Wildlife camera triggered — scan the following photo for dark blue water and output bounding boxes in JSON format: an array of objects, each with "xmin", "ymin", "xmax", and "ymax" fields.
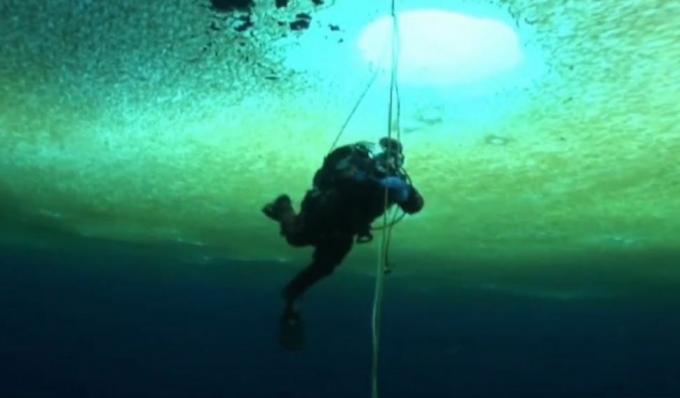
[{"xmin": 1, "ymin": 241, "xmax": 679, "ymax": 397}]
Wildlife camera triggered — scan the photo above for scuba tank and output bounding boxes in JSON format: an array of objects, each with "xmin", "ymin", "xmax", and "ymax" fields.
[{"xmin": 312, "ymin": 141, "xmax": 374, "ymax": 191}]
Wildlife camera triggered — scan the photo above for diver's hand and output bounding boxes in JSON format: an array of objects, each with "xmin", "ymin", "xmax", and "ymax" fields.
[{"xmin": 400, "ymin": 187, "xmax": 424, "ymax": 214}]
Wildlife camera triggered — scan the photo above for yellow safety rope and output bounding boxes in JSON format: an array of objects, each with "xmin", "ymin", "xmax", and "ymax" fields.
[{"xmin": 371, "ymin": 0, "xmax": 400, "ymax": 396}]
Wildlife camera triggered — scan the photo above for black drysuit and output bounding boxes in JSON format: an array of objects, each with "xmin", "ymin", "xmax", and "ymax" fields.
[{"xmin": 277, "ymin": 144, "xmax": 424, "ymax": 302}]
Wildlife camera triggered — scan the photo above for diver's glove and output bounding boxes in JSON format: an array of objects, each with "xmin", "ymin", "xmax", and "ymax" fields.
[{"xmin": 377, "ymin": 176, "xmax": 410, "ymax": 203}]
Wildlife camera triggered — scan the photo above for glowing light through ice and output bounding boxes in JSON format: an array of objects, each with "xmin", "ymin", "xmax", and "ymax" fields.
[{"xmin": 358, "ymin": 10, "xmax": 523, "ymax": 85}]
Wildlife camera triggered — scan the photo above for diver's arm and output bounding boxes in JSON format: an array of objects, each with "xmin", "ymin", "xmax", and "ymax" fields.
[{"xmin": 374, "ymin": 176, "xmax": 424, "ymax": 214}]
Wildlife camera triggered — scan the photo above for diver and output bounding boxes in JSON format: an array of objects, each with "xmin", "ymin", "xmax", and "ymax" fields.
[{"xmin": 262, "ymin": 137, "xmax": 424, "ymax": 349}]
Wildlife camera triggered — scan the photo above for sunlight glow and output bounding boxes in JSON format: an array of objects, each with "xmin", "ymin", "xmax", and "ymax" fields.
[{"xmin": 358, "ymin": 10, "xmax": 523, "ymax": 85}]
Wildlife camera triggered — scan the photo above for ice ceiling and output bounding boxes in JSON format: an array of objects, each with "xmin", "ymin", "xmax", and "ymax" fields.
[{"xmin": 0, "ymin": 0, "xmax": 678, "ymax": 270}]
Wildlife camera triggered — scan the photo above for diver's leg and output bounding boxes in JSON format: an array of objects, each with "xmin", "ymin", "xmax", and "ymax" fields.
[
  {"xmin": 280, "ymin": 189, "xmax": 323, "ymax": 247},
  {"xmin": 263, "ymin": 194, "xmax": 311, "ymax": 247},
  {"xmin": 282, "ymin": 233, "xmax": 354, "ymax": 304},
  {"xmin": 279, "ymin": 208, "xmax": 304, "ymax": 245},
  {"xmin": 278, "ymin": 232, "xmax": 352, "ymax": 350},
  {"xmin": 262, "ymin": 194, "xmax": 292, "ymax": 221}
]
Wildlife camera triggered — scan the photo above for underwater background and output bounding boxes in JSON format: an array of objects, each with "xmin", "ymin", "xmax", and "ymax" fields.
[
  {"xmin": 1, "ymin": 0, "xmax": 679, "ymax": 397},
  {"xmin": 2, "ymin": 239, "xmax": 680, "ymax": 397}
]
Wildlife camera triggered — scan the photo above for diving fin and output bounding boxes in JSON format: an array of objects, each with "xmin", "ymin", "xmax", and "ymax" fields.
[{"xmin": 278, "ymin": 309, "xmax": 304, "ymax": 351}]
